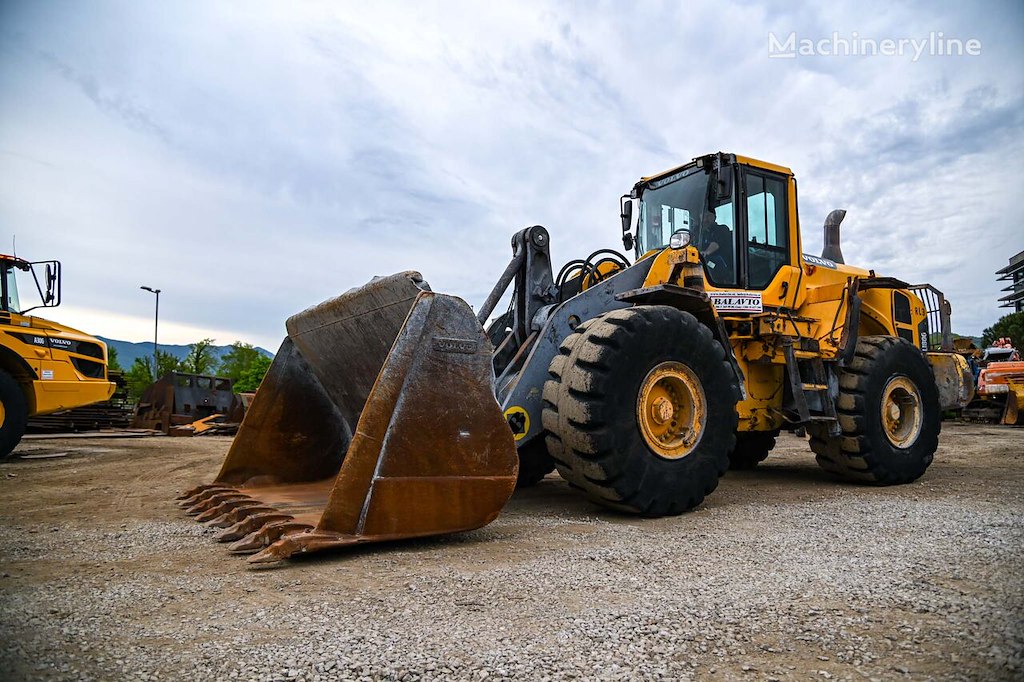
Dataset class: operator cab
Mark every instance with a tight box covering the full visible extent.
[622,152,792,291]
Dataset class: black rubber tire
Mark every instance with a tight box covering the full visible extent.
[515,438,556,487]
[0,371,28,460]
[727,429,779,470]
[541,305,740,516]
[808,336,941,484]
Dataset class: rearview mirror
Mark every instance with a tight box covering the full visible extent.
[715,167,733,201]
[620,196,639,251]
[44,264,55,304]
[26,260,60,310]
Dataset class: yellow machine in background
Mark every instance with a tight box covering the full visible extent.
[0,254,114,458]
[179,152,973,564]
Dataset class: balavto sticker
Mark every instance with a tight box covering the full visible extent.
[803,254,838,269]
[709,291,763,313]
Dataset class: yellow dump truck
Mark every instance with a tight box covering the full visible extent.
[179,152,973,563]
[0,254,115,457]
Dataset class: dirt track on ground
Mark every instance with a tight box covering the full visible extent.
[0,422,1022,681]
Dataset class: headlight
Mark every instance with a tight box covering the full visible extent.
[983,383,1009,394]
[669,230,690,249]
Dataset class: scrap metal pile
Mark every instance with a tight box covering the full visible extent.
[131,372,248,436]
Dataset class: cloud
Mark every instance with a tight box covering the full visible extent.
[0,0,1021,347]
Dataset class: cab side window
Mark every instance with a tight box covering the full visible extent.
[745,172,789,289]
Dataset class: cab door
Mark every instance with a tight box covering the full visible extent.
[739,167,800,306]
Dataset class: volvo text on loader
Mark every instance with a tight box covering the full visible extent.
[0,255,115,458]
[178,152,973,564]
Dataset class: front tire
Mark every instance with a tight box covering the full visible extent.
[542,306,740,516]
[0,371,28,459]
[809,336,940,484]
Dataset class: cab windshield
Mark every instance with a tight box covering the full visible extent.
[637,167,711,254]
[637,166,737,285]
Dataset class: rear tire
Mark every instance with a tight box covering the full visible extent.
[0,371,28,459]
[727,430,779,470]
[542,306,740,516]
[809,336,940,484]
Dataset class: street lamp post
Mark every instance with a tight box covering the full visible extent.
[140,286,161,381]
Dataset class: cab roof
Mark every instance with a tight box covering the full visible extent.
[0,254,29,266]
[639,152,794,185]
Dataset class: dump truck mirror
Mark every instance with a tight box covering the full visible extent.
[44,264,54,302]
[31,260,60,307]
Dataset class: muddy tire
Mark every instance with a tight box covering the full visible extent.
[809,336,940,484]
[515,439,555,488]
[541,306,740,516]
[728,430,779,470]
[0,371,28,460]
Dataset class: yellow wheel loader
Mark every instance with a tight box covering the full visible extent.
[179,152,973,563]
[1,254,115,458]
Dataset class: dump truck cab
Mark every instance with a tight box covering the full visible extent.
[0,254,115,457]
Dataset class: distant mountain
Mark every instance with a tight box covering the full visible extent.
[98,337,273,370]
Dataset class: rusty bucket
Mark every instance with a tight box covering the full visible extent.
[1003,377,1024,426]
[177,272,518,563]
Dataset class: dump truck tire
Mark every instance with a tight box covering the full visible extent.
[515,439,556,488]
[0,371,28,459]
[542,305,739,516]
[727,430,779,470]
[809,336,940,484]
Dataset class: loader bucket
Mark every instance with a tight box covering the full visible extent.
[1003,378,1024,426]
[177,272,518,563]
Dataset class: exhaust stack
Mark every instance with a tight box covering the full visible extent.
[822,209,846,264]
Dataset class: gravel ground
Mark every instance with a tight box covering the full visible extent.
[0,422,1021,681]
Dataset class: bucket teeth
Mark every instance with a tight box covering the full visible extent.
[249,530,316,564]
[227,530,271,554]
[195,497,256,523]
[225,505,277,523]
[202,500,264,528]
[178,487,233,508]
[230,521,311,555]
[176,484,220,501]
[209,505,280,534]
[186,492,247,516]
[216,512,293,543]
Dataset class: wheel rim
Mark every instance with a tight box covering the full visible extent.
[0,400,5,429]
[880,375,923,448]
[636,361,706,459]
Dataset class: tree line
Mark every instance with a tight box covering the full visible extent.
[982,311,1023,351]
[107,339,273,401]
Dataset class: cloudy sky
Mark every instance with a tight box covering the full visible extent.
[1,0,1021,351]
